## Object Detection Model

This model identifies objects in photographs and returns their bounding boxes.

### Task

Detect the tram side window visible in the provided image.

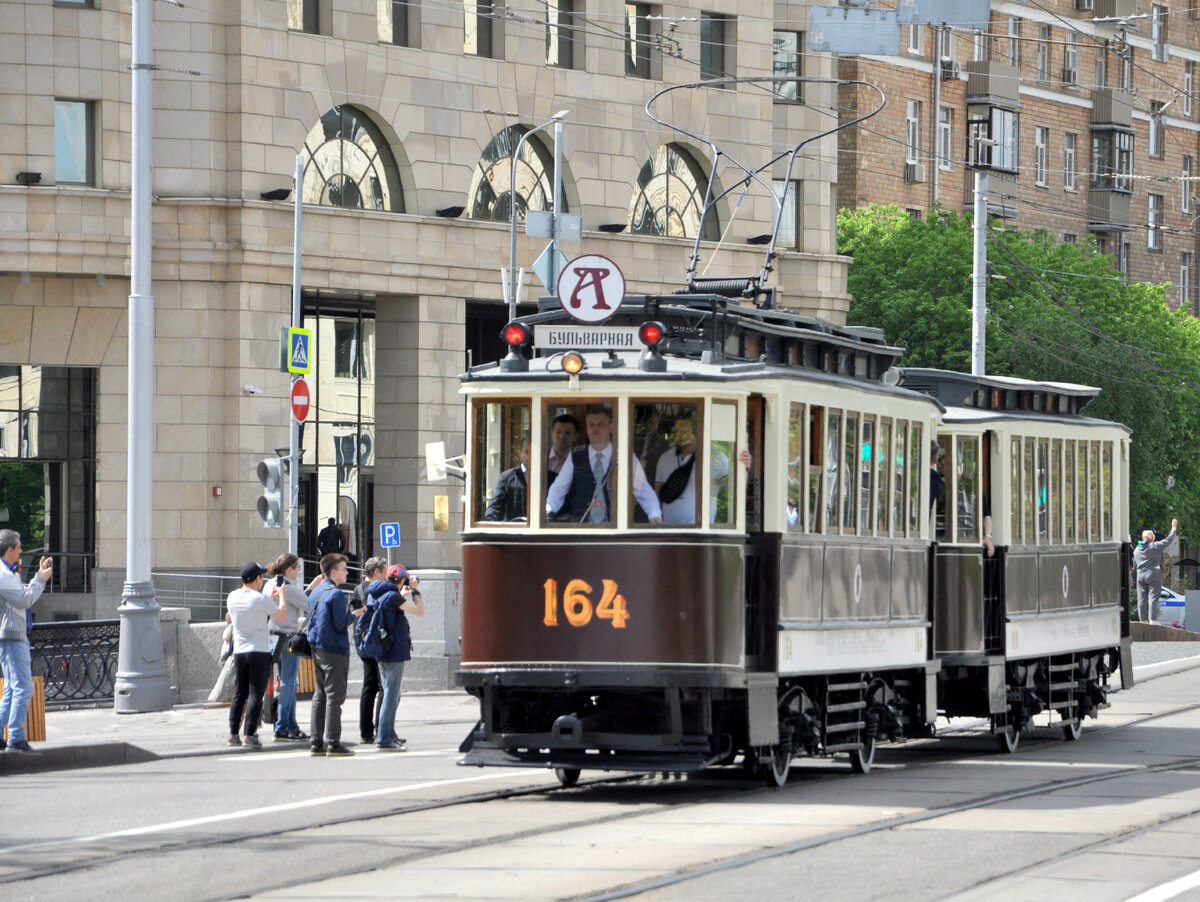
[957,436,979,542]
[908,423,923,536]
[787,403,804,530]
[1010,438,1022,544]
[808,406,825,533]
[934,435,949,540]
[636,400,703,526]
[826,410,842,531]
[876,418,892,535]
[710,400,737,528]
[860,416,875,533]
[1051,439,1062,544]
[1089,441,1101,541]
[1076,441,1088,542]
[1102,443,1113,540]
[472,400,532,525]
[842,413,858,533]
[1064,440,1077,543]
[893,420,908,535]
[1036,439,1049,544]
[1023,438,1036,544]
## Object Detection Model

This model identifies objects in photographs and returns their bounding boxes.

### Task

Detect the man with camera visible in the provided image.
[224,562,289,749]
[0,529,52,754]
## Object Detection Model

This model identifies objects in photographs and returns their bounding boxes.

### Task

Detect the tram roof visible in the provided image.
[897,368,1101,415]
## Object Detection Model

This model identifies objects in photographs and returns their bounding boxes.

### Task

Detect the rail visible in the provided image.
[28,620,120,707]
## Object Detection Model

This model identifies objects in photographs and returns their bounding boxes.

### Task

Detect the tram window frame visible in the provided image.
[633,398,706,528]
[842,412,858,533]
[957,435,980,543]
[1089,441,1101,541]
[876,418,892,536]
[826,409,842,532]
[710,399,738,529]
[1076,441,1088,542]
[908,422,923,537]
[860,414,876,534]
[542,398,625,528]
[808,405,825,534]
[1051,438,1063,544]
[787,402,804,532]
[1010,437,1022,544]
[470,398,533,526]
[893,419,908,535]
[934,435,949,541]
[1064,439,1076,544]
[1022,437,1036,544]
[1102,442,1113,540]
[1036,438,1050,544]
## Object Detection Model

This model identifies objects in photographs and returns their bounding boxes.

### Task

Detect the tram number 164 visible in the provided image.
[543,578,629,629]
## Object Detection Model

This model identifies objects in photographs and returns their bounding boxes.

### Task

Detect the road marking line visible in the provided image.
[1124,866,1200,902]
[222,748,461,762]
[0,770,533,854]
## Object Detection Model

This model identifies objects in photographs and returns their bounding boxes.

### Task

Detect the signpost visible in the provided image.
[379,520,401,565]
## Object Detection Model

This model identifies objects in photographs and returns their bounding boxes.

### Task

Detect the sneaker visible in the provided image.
[227,734,241,747]
[360,734,375,744]
[310,741,325,756]
[377,740,407,752]
[288,728,310,742]
[7,740,39,754]
[242,734,262,750]
[274,731,292,742]
[0,738,6,752]
[325,742,355,757]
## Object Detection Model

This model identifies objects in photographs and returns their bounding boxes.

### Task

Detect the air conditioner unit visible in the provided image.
[940,58,961,80]
[904,162,927,183]
[1061,67,1078,85]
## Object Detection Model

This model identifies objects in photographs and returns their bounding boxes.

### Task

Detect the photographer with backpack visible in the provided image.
[359,563,425,751]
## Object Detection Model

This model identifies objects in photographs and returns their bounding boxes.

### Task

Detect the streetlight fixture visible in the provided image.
[507,110,569,322]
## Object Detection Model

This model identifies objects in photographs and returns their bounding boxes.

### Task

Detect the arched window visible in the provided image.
[467,126,564,222]
[629,143,719,240]
[302,106,403,212]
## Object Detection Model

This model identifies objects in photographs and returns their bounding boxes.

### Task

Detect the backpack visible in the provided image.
[355,596,395,659]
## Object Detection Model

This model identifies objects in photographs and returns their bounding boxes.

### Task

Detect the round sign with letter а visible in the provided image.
[556,254,626,324]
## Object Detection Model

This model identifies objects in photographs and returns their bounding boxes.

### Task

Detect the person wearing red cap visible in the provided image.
[363,563,425,751]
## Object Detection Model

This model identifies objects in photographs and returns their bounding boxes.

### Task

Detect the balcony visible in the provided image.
[1091,88,1133,127]
[1088,189,1131,230]
[965,61,1021,106]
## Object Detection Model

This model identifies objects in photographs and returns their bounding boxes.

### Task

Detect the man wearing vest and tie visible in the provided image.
[546,405,662,524]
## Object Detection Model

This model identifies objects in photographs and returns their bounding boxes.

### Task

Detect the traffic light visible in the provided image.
[256,458,285,527]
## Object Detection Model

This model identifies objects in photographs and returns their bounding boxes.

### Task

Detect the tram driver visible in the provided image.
[545,405,662,524]
[483,434,530,522]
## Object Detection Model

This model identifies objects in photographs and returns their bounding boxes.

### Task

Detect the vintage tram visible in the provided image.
[455,292,1134,785]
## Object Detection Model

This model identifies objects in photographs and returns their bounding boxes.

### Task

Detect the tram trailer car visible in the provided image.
[457,293,946,786]
[900,369,1133,754]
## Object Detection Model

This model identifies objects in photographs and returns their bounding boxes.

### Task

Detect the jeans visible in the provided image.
[229,651,272,737]
[0,638,33,744]
[359,655,380,741]
[274,645,300,734]
[310,648,349,744]
[376,660,406,746]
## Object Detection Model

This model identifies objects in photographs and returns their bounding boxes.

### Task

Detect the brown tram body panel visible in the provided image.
[461,537,746,670]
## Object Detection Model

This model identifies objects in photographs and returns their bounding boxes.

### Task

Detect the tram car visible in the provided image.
[899,368,1132,753]
[457,288,948,786]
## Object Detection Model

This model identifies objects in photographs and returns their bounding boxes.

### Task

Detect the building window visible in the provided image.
[937,27,955,63]
[1149,193,1163,249]
[464,0,497,57]
[467,125,560,222]
[773,179,801,249]
[629,143,719,240]
[1183,253,1192,308]
[938,106,953,170]
[1006,18,1020,67]
[973,29,987,62]
[55,100,95,186]
[1150,102,1165,159]
[773,31,803,102]
[378,0,413,45]
[301,106,404,211]
[1036,25,1050,83]
[907,24,923,56]
[968,105,1018,173]
[1064,132,1076,190]
[1063,34,1080,86]
[1152,5,1167,61]
[1185,156,1193,213]
[1095,42,1107,88]
[1064,233,1077,243]
[288,0,319,33]
[906,100,921,164]
[1035,127,1048,187]
[624,2,654,78]
[700,13,734,82]
[1092,130,1133,191]
[546,0,575,68]
[1187,62,1195,118]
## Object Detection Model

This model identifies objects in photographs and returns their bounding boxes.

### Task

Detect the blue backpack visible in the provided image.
[355,596,394,659]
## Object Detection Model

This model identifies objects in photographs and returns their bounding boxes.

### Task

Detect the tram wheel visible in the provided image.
[763,746,791,788]
[554,767,581,788]
[1060,709,1082,742]
[849,734,876,774]
[993,718,1020,754]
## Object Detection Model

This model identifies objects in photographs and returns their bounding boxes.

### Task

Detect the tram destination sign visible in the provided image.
[534,325,642,350]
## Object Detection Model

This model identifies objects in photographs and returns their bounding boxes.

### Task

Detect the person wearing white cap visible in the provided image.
[1132,518,1179,624]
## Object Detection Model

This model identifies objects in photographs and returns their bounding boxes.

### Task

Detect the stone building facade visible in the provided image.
[0,0,845,618]
[838,0,1200,313]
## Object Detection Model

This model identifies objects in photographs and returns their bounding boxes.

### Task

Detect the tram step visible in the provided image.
[824,742,864,753]
[825,720,866,734]
[1048,663,1078,673]
[827,681,868,693]
[1049,682,1080,692]
[826,701,866,714]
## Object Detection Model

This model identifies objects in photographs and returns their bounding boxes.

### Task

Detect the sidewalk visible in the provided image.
[3,642,1199,776]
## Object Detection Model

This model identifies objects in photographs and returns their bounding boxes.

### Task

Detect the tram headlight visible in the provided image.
[562,351,585,375]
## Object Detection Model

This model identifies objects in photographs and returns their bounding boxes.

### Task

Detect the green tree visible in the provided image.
[0,462,46,547]
[839,204,1200,529]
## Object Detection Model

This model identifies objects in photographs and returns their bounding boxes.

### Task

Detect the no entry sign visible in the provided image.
[291,378,310,422]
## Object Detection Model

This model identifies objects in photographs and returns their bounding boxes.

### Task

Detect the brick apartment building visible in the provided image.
[837,0,1200,313]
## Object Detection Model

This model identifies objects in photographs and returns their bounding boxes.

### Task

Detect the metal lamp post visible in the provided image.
[507,110,569,321]
[114,0,172,712]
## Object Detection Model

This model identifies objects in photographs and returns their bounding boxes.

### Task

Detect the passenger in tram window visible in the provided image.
[929,440,945,511]
[655,414,730,525]
[635,405,673,472]
[546,414,580,487]
[787,499,799,527]
[545,405,662,524]
[484,434,530,522]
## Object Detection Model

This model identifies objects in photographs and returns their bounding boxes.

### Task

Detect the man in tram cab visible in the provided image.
[654,414,729,524]
[545,405,662,524]
[546,413,580,487]
[483,434,529,522]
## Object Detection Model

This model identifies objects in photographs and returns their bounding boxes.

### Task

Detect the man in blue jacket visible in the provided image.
[306,553,365,756]
[366,564,426,751]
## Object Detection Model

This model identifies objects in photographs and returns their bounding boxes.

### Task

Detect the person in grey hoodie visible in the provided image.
[0,529,52,753]
[1132,518,1179,624]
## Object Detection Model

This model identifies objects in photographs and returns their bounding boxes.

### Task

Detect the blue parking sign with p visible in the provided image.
[287,328,312,375]
[379,522,401,547]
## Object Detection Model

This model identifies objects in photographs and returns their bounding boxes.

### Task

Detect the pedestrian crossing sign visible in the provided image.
[286,328,312,375]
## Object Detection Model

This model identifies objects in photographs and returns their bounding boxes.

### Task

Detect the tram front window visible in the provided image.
[471,399,532,524]
[636,400,705,526]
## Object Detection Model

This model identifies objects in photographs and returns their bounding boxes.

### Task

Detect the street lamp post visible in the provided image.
[114,0,172,712]
[507,110,569,322]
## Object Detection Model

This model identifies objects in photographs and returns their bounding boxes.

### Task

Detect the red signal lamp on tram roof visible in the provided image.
[638,320,667,372]
[499,321,530,372]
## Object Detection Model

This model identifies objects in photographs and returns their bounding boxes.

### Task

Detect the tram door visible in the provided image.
[744,394,775,669]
